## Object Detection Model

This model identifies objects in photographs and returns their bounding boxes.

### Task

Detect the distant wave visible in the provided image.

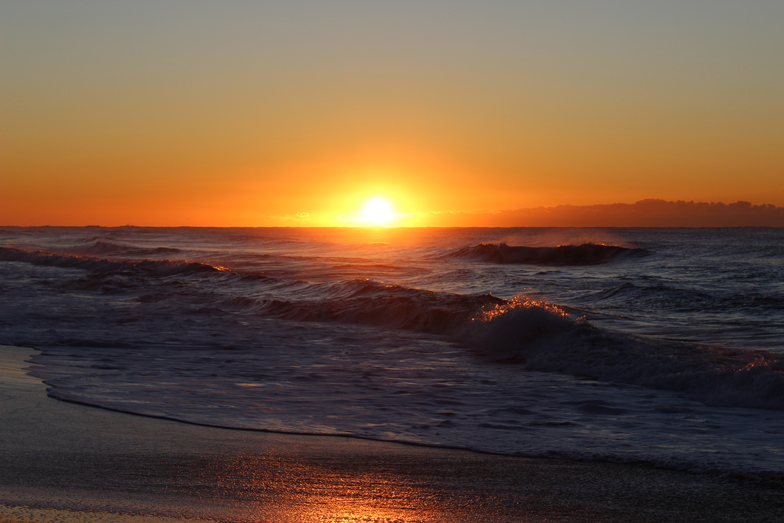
[0,247,218,277]
[72,240,182,257]
[449,243,646,265]
[591,281,784,313]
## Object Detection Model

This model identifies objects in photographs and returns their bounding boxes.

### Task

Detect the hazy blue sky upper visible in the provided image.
[2,1,782,226]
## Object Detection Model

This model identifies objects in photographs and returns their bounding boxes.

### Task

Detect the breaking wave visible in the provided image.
[4,245,782,411]
[255,280,503,334]
[465,298,784,410]
[221,281,784,411]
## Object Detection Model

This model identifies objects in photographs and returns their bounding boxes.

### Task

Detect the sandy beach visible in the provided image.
[1,344,782,522]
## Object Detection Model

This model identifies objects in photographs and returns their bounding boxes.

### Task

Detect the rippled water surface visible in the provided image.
[1,226,783,474]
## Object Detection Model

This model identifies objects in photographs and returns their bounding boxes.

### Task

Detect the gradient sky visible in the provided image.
[2,1,783,226]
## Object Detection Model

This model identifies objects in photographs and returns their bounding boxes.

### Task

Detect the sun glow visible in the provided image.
[360,197,395,226]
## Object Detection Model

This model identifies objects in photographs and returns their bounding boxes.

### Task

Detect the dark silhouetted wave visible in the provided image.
[73,240,182,257]
[449,242,646,265]
[0,247,218,277]
[255,279,504,334]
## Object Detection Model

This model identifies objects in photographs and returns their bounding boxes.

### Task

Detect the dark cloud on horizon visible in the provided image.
[426,200,784,227]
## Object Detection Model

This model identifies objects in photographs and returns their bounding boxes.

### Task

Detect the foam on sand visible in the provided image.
[1,345,782,522]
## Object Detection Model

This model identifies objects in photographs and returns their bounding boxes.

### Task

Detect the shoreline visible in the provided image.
[2,345,783,522]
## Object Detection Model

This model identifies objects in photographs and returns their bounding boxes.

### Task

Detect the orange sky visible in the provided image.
[2,2,783,227]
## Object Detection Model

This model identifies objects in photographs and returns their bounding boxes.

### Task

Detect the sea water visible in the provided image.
[1,226,782,475]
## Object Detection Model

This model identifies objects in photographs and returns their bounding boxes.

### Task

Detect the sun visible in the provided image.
[360,197,395,226]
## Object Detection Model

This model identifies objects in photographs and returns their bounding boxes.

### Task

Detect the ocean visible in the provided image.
[1,226,782,476]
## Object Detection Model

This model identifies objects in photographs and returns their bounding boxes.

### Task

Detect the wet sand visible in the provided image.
[1,345,782,522]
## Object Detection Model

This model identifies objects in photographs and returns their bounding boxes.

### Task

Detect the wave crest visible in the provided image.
[257,280,504,334]
[466,298,784,410]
